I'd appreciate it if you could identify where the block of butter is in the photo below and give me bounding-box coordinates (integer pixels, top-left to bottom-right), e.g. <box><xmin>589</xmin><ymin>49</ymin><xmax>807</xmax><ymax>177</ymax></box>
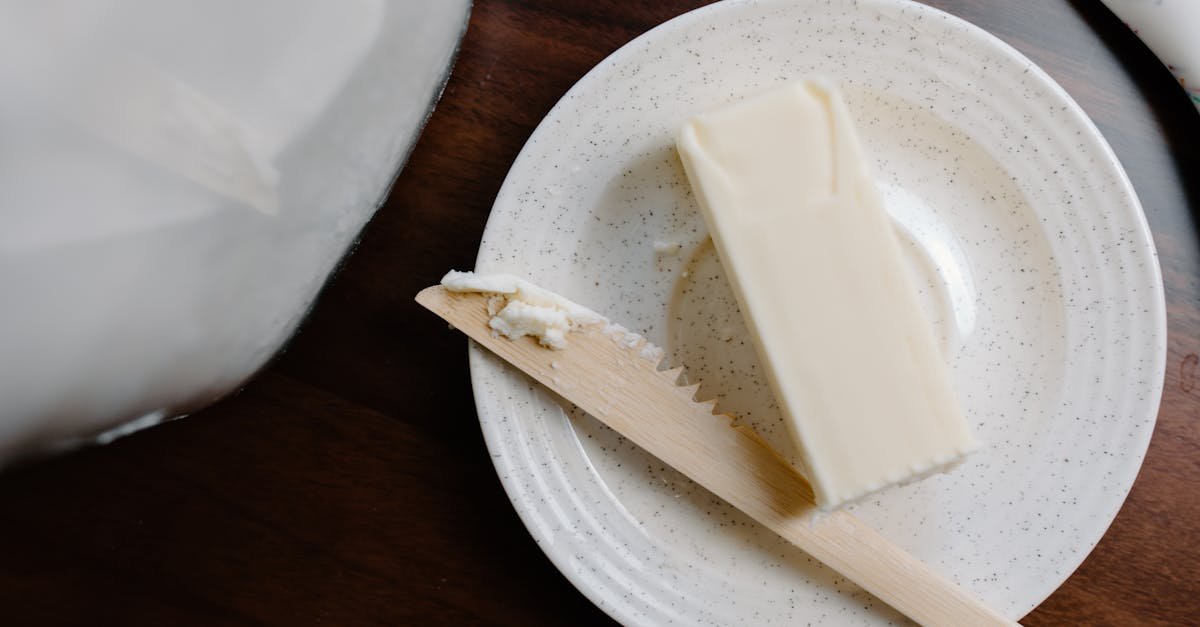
<box><xmin>676</xmin><ymin>81</ymin><xmax>979</xmax><ymax>509</ymax></box>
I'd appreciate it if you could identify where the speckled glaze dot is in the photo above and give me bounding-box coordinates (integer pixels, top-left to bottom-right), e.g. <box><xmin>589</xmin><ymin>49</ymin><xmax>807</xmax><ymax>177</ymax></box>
<box><xmin>468</xmin><ymin>0</ymin><xmax>1166</xmax><ymax>625</ymax></box>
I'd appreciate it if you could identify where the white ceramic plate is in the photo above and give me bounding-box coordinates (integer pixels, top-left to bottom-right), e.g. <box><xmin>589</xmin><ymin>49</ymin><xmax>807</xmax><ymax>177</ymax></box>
<box><xmin>469</xmin><ymin>1</ymin><xmax>1166</xmax><ymax>624</ymax></box>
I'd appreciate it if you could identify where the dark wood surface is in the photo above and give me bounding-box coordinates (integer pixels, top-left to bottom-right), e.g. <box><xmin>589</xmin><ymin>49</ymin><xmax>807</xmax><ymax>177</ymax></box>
<box><xmin>1</xmin><ymin>1</ymin><xmax>1197</xmax><ymax>625</ymax></box>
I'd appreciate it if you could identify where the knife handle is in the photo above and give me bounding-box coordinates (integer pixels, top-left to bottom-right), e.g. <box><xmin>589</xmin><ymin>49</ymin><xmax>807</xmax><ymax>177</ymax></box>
<box><xmin>766</xmin><ymin>507</ymin><xmax>1018</xmax><ymax>626</ymax></box>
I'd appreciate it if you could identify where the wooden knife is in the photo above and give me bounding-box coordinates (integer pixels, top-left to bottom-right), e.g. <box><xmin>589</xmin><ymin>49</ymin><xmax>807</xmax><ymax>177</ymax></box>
<box><xmin>417</xmin><ymin>285</ymin><xmax>1016</xmax><ymax>626</ymax></box>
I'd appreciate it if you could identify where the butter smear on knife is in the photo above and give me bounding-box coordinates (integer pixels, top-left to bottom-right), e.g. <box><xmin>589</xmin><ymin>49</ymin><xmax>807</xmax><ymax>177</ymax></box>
<box><xmin>441</xmin><ymin>270</ymin><xmax>605</xmax><ymax>349</ymax></box>
<box><xmin>441</xmin><ymin>271</ymin><xmax>664</xmax><ymax>360</ymax></box>
<box><xmin>676</xmin><ymin>80</ymin><xmax>979</xmax><ymax>509</ymax></box>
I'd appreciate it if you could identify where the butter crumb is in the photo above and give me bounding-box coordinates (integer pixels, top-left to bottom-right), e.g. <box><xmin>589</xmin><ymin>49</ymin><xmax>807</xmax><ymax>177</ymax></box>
<box><xmin>653</xmin><ymin>240</ymin><xmax>681</xmax><ymax>255</ymax></box>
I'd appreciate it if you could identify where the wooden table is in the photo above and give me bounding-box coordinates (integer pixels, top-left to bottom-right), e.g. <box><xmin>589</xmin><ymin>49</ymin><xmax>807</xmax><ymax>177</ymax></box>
<box><xmin>1</xmin><ymin>1</ymin><xmax>1196</xmax><ymax>624</ymax></box>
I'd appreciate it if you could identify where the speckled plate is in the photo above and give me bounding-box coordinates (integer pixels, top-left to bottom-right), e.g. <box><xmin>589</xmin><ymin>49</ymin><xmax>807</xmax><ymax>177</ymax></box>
<box><xmin>468</xmin><ymin>0</ymin><xmax>1166</xmax><ymax>624</ymax></box>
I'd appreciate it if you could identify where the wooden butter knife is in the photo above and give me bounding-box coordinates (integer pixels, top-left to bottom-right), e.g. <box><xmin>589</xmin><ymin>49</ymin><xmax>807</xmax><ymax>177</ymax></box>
<box><xmin>416</xmin><ymin>285</ymin><xmax>1016</xmax><ymax>626</ymax></box>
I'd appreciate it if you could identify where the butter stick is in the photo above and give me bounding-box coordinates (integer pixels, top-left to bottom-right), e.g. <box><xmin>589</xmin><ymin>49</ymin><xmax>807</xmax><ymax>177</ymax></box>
<box><xmin>677</xmin><ymin>81</ymin><xmax>978</xmax><ymax>509</ymax></box>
